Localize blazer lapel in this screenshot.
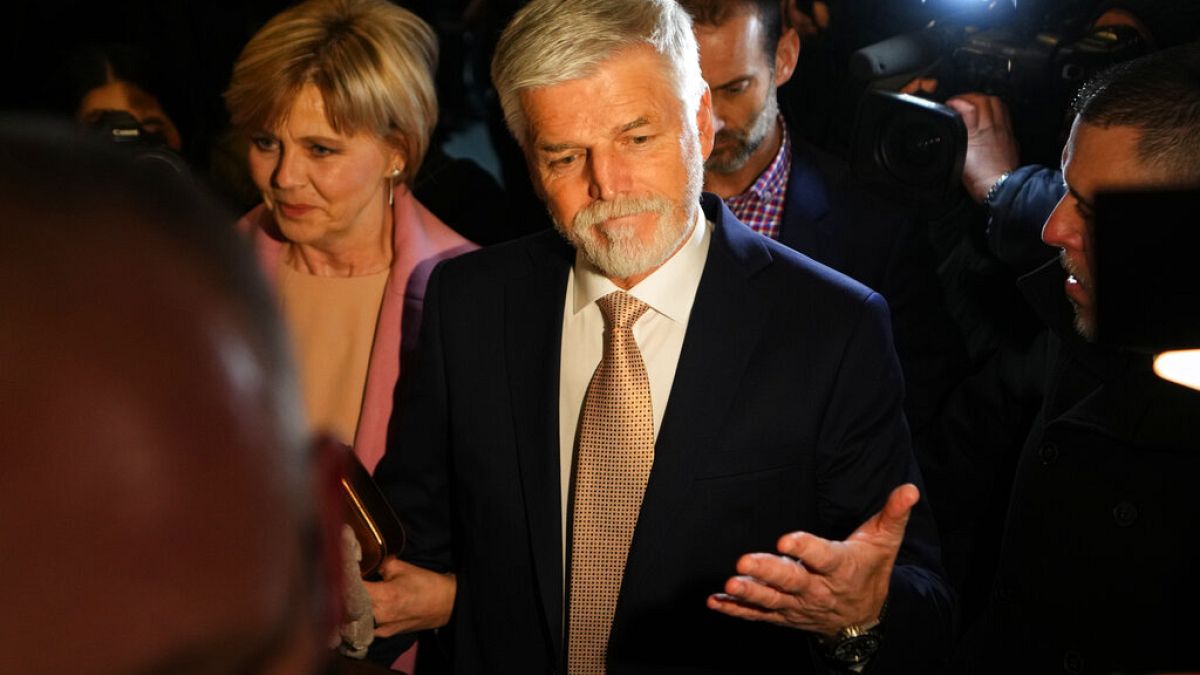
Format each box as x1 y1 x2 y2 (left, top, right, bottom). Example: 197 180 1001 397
622 195 774 590
779 141 834 263
504 233 572 661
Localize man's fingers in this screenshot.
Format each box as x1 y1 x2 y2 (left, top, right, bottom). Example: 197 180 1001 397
724 559 818 610
735 552 813 594
707 593 785 625
945 97 980 131
724 574 792 611
866 483 919 544
776 531 841 575
900 77 939 96
375 555 405 580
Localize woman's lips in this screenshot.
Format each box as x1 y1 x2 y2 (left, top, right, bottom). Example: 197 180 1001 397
277 202 315 219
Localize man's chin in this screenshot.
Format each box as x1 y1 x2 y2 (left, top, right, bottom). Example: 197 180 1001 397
581 242 661 280
705 152 747 175
1072 306 1098 342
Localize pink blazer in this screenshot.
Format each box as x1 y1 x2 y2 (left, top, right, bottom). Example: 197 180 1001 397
240 186 477 472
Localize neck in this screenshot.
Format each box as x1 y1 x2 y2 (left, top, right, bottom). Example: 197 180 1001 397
284 200 394 277
704 117 784 199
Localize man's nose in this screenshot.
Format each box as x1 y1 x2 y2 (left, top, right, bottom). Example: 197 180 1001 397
588 148 630 201
1041 191 1082 251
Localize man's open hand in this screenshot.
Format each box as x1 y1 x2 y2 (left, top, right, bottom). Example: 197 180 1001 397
707 483 919 637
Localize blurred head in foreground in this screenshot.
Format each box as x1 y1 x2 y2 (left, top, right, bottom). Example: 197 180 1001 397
0 119 339 674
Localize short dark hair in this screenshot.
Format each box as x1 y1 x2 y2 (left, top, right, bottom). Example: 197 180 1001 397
60 43 168 113
677 0 782 63
1074 42 1200 179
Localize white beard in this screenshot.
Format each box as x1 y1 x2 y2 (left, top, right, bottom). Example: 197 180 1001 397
554 129 704 280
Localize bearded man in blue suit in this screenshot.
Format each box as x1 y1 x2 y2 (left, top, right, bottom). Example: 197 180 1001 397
683 0 966 436
366 1 954 672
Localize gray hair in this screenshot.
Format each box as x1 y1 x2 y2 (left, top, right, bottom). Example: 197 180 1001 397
491 0 705 147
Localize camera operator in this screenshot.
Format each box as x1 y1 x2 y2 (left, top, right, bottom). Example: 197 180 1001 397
939 2 1200 272
949 43 1200 674
887 3 1200 652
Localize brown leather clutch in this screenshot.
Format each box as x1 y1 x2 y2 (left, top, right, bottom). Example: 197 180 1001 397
340 446 406 578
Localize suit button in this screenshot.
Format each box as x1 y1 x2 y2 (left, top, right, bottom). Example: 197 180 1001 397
1039 442 1059 464
1062 650 1084 674
1113 501 1139 527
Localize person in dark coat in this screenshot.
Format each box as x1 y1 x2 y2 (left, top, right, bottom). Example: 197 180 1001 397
953 43 1200 674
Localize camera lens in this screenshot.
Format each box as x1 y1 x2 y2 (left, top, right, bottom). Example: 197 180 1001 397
879 111 953 185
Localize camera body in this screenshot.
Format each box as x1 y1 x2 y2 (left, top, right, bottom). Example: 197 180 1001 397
86 109 190 178
849 2 1145 203
942 22 1145 160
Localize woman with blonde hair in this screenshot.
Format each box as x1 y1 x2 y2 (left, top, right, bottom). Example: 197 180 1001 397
226 0 475 474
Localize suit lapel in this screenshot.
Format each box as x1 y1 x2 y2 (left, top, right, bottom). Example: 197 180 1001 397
779 141 834 264
504 233 572 661
621 196 774 594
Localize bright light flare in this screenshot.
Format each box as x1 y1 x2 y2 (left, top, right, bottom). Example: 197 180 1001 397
1153 349 1200 392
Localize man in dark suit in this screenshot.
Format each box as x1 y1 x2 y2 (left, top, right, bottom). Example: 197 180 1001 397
366 0 953 672
954 44 1200 674
682 0 966 435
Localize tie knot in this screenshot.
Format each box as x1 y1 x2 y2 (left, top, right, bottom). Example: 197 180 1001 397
597 291 650 330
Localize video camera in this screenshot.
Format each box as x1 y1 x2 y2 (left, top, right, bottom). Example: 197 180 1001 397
849 0 1146 205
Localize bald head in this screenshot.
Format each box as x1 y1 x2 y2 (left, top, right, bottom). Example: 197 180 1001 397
0 120 329 674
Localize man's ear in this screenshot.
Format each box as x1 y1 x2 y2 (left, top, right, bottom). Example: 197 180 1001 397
696 84 715 160
774 27 801 87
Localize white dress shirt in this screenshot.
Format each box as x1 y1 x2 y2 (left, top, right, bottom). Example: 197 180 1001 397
558 211 712 569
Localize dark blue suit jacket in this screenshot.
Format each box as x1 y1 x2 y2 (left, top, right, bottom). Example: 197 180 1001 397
375 195 953 673
777 139 967 435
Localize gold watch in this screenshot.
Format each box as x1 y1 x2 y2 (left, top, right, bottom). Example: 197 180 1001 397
823 600 886 667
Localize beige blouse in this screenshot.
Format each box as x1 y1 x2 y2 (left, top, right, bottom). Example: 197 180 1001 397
278 261 390 445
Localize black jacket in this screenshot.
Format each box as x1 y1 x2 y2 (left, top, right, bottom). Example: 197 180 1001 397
955 260 1200 674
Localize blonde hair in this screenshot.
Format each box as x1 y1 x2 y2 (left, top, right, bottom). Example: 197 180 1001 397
225 0 437 183
491 0 705 148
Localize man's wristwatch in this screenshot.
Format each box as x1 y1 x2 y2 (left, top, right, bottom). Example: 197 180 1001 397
822 600 887 668
982 170 1013 218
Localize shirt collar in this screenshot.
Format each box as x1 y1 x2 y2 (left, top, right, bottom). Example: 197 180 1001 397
571 207 711 324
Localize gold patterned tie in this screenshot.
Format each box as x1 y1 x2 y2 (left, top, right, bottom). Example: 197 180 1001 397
568 290 655 675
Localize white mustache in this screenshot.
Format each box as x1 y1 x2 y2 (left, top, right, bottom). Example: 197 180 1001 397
572 195 671 231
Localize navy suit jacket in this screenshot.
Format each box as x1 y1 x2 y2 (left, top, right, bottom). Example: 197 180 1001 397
375 195 953 674
777 139 966 435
